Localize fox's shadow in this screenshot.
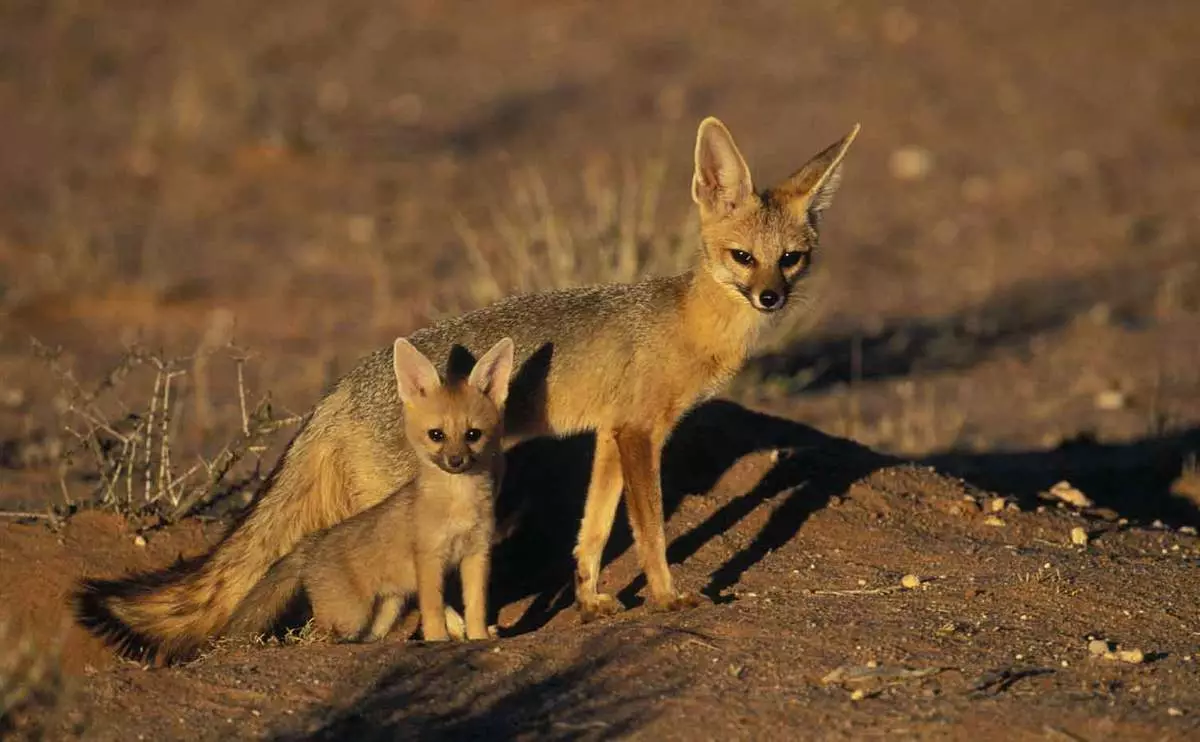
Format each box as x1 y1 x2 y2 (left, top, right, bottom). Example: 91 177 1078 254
490 398 1200 635
488 399 891 634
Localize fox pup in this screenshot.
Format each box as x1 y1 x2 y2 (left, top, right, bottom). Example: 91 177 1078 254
74 116 860 663
225 336 513 643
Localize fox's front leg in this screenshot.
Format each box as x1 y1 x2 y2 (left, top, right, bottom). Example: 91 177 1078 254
614 423 701 612
458 547 491 641
573 429 627 621
416 549 450 642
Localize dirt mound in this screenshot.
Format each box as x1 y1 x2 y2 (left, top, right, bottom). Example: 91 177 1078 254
7 454 1196 740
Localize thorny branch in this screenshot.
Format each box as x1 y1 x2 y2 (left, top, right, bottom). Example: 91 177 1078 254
30 338 302 522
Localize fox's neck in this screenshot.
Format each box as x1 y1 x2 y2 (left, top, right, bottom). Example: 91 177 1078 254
679 267 768 374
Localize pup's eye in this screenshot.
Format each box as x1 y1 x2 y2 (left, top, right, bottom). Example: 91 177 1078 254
428 429 446 443
465 428 482 443
730 249 755 266
779 251 805 269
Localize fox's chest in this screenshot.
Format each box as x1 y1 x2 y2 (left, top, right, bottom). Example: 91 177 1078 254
419 473 492 562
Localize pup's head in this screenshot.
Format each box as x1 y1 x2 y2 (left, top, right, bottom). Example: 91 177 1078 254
691 117 859 314
393 337 515 475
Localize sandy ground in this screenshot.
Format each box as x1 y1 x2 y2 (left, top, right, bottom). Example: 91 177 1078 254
1 0 1198 739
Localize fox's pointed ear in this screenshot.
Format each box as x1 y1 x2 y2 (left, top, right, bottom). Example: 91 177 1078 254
770 124 860 225
692 117 754 219
393 338 442 405
468 337 515 410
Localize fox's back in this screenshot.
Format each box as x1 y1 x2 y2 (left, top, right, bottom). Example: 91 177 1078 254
334 274 693 444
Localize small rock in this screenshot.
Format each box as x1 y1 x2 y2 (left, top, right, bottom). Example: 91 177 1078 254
889 146 934 181
983 516 1005 527
989 498 1006 513
1047 481 1094 509
1094 389 1126 411
1167 707 1184 717
133 534 147 548
1181 525 1198 536
1152 519 1166 529
1088 639 1111 656
850 688 866 701
900 574 922 590
1070 527 1089 546
1112 649 1145 664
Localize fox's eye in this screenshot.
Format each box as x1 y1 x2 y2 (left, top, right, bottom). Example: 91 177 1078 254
465 428 482 443
427 429 446 443
779 251 805 269
730 249 755 266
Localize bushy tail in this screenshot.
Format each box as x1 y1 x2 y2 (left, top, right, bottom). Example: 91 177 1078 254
223 542 311 639
72 420 358 664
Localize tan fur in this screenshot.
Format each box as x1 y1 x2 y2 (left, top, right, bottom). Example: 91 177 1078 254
224 337 513 643
73 117 860 662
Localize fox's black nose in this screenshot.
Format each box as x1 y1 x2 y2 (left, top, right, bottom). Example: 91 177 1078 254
446 455 465 470
758 290 781 309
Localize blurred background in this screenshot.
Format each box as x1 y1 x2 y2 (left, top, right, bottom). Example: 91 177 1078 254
0 0 1197 515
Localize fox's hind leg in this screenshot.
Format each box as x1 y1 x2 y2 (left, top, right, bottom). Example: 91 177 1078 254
362 594 404 642
573 429 626 621
308 582 373 642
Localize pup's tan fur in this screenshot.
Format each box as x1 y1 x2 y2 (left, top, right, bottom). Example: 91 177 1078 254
73 116 860 663
224 337 513 643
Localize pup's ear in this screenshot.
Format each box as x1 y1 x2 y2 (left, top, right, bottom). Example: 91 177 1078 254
468 337 515 410
393 338 442 405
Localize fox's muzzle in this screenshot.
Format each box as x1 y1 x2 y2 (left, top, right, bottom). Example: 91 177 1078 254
440 451 472 474
739 284 788 313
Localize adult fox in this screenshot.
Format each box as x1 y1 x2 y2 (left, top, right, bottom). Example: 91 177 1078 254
75 116 860 663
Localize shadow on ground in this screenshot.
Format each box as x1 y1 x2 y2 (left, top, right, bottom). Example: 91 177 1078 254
750 266 1165 392
491 399 892 635
923 427 1200 526
277 629 680 741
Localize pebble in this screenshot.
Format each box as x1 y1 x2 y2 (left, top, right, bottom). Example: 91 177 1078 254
133 535 147 548
1094 389 1126 411
900 574 922 589
1113 649 1145 664
1070 527 1089 546
1089 639 1146 664
1088 639 1111 656
983 516 1005 527
1168 707 1184 717
1047 481 1094 509
989 498 1006 513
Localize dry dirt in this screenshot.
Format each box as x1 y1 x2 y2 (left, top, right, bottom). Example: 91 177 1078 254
2 0 1199 739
